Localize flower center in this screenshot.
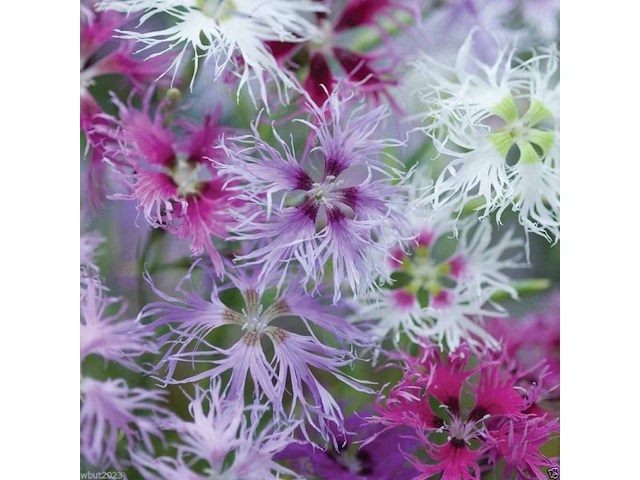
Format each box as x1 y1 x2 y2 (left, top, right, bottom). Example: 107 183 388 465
196 0 236 20
307 175 342 205
488 95 556 165
401 245 454 297
171 156 204 197
310 19 334 54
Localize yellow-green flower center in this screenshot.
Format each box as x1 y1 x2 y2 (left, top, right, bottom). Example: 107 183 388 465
488 94 556 165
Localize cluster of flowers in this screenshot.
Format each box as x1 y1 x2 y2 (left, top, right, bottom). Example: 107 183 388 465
80 0 560 478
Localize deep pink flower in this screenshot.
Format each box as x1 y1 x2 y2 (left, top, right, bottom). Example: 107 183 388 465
486 292 560 403
409 429 482 480
81 0 170 207
371 343 558 479
103 92 239 274
468 364 527 423
486 417 559 480
267 0 420 106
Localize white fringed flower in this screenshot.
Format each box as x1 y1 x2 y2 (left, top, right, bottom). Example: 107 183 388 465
413 31 560 243
99 0 327 105
352 170 524 352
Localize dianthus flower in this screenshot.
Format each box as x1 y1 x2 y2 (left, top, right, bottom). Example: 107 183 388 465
132 379 301 479
80 271 155 370
354 172 523 351
81 377 167 469
267 0 420 106
278 409 419 479
80 226 104 271
102 90 239 274
414 31 560 243
219 92 411 302
81 0 169 206
486 291 560 403
371 343 558 480
141 261 372 439
98 0 327 105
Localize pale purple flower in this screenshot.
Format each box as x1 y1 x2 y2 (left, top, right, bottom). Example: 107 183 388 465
80 272 155 369
141 261 372 439
219 92 411 302
80 229 104 271
132 380 301 480
80 377 167 469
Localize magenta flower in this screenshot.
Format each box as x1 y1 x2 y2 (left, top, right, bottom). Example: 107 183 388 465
132 380 301 480
80 377 167 469
486 292 560 404
268 0 420 106
80 272 155 370
278 410 420 479
408 420 483 480
371 343 558 480
486 417 559 480
141 261 372 439
103 91 239 274
219 92 411 302
81 0 170 206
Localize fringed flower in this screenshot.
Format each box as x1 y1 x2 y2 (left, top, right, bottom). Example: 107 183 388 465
103 90 239 274
141 261 372 440
219 92 412 302
413 31 560 244
98 0 327 106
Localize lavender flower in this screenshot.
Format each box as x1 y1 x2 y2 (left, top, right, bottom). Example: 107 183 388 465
219 92 411 302
141 261 373 439
132 379 301 479
80 272 155 369
80 377 167 469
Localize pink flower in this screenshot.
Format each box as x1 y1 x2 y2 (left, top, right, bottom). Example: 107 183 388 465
371 343 558 479
486 417 559 480
103 91 239 274
486 292 560 402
